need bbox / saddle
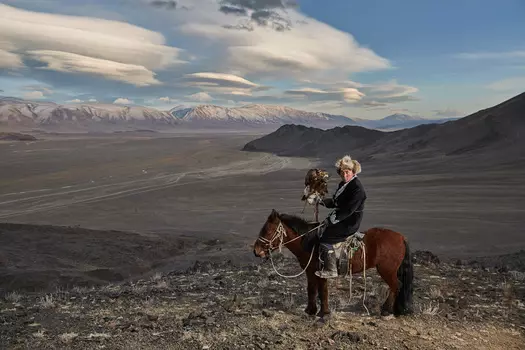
[331,232,365,278]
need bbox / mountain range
[0,96,454,131]
[243,92,525,168]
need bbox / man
[304,155,367,279]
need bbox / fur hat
[335,155,361,174]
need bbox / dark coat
[319,176,366,244]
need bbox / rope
[268,248,315,278]
[259,220,323,279]
[345,238,369,315]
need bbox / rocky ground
[2,252,524,350]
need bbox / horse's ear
[269,209,279,220]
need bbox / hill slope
[243,92,525,162]
[356,114,458,130]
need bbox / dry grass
[39,294,55,309]
[151,272,163,282]
[429,286,443,300]
[509,270,525,281]
[72,286,93,294]
[420,302,440,316]
[4,291,22,303]
[58,332,78,344]
[154,280,169,290]
[32,330,46,339]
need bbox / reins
[257,220,322,279]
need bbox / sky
[0,0,524,119]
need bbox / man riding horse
[303,155,367,279]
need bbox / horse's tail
[394,239,414,316]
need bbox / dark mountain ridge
[243,92,525,164]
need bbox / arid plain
[1,131,524,291]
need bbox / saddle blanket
[331,232,364,278]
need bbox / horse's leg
[317,277,330,317]
[376,264,399,316]
[304,272,318,315]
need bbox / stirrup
[315,270,338,279]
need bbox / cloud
[22,85,54,95]
[23,91,45,100]
[361,101,388,108]
[150,1,177,10]
[158,96,172,102]
[219,0,296,31]
[454,50,525,60]
[114,98,134,105]
[219,5,248,16]
[67,99,83,103]
[27,50,162,86]
[485,77,525,92]
[0,49,22,69]
[187,92,213,101]
[0,1,400,117]
[182,72,260,89]
[286,79,418,107]
[177,1,390,79]
[285,87,364,103]
[365,80,418,99]
[432,108,462,117]
[88,98,97,102]
[0,3,183,85]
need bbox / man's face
[339,168,354,182]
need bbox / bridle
[256,218,321,278]
[256,220,289,254]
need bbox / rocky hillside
[1,252,524,349]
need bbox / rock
[413,251,440,265]
[147,314,159,321]
[331,331,362,343]
[261,310,272,318]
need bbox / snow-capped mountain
[0,97,179,129]
[0,97,458,132]
[169,104,356,127]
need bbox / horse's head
[253,209,287,259]
[301,168,329,204]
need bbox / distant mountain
[0,97,179,131]
[243,92,525,164]
[0,97,460,132]
[169,104,357,129]
[0,98,357,131]
[355,114,458,130]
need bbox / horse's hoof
[380,308,392,316]
[381,309,395,319]
[304,306,317,316]
[316,310,331,318]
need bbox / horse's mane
[279,213,316,235]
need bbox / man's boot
[315,243,338,279]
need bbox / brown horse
[253,209,414,317]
